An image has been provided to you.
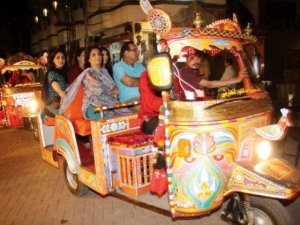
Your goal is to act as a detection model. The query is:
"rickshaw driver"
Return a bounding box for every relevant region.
[139,46,247,134]
[174,46,246,100]
[138,39,168,135]
[138,70,163,134]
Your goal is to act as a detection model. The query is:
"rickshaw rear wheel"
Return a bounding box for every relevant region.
[29,117,39,140]
[63,160,88,196]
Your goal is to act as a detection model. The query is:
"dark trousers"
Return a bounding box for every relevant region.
[141,116,159,134]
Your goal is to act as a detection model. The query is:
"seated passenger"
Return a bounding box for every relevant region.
[42,49,68,117]
[198,51,211,80]
[113,41,145,112]
[67,48,85,84]
[100,46,113,78]
[8,70,22,87]
[138,71,163,134]
[59,45,131,120]
[174,47,246,100]
[219,58,237,90]
[8,69,34,86]
[21,70,35,84]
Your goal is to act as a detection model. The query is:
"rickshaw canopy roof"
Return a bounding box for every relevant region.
[161,19,257,58]
[1,60,44,74]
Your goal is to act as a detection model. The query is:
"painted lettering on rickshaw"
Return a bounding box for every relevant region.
[101,120,128,134]
[219,87,263,99]
[220,88,246,99]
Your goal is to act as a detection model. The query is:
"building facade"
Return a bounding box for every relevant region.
[29,0,227,58]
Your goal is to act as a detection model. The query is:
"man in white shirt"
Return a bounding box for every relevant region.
[220,58,236,89]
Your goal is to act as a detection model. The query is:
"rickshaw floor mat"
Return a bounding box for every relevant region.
[76,134,90,143]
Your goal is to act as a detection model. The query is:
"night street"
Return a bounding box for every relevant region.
[1,0,299,224]
[0,127,299,225]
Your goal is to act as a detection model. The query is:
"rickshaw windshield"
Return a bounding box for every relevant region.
[173,48,264,102]
[240,51,264,90]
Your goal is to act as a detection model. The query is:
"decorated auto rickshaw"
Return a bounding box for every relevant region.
[0,53,45,137]
[37,1,300,225]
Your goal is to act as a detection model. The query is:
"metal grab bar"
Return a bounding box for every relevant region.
[94,101,140,112]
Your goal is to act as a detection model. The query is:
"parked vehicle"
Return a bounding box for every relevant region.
[37,1,300,225]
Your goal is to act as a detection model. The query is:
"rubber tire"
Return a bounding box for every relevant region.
[248,195,292,225]
[63,160,88,196]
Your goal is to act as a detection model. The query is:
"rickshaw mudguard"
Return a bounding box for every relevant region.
[55,138,78,174]
[226,158,300,199]
[55,115,82,174]
[55,116,100,193]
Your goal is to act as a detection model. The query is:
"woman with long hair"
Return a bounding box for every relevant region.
[67,48,85,84]
[100,46,113,78]
[60,45,131,120]
[42,49,68,117]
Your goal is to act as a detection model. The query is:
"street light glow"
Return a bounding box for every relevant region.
[34,16,39,24]
[43,8,48,17]
[53,1,58,11]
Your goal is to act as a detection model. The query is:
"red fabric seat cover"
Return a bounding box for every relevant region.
[108,131,153,147]
[64,85,91,136]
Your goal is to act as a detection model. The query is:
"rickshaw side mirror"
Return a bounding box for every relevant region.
[147,53,173,91]
[252,50,260,78]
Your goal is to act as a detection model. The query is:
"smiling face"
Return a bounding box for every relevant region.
[53,52,66,69]
[88,48,102,69]
[186,55,201,70]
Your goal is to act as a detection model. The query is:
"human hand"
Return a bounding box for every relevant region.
[51,99,60,109]
[112,86,120,97]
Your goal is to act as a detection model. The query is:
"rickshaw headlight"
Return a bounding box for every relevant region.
[256,141,271,160]
[28,100,38,113]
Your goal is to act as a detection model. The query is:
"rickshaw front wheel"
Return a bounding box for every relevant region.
[63,160,88,196]
[248,195,292,225]
[222,193,292,225]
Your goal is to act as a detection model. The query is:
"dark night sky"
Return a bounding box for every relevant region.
[0,0,297,59]
[0,0,30,58]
